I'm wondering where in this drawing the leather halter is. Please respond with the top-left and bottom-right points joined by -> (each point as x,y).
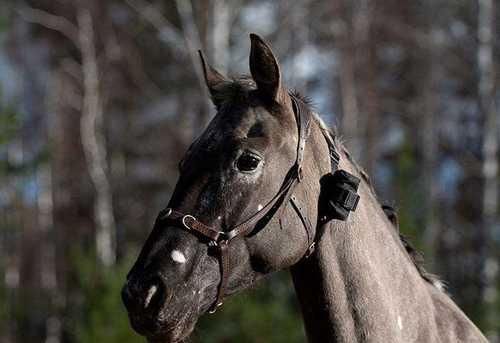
158,94 -> 354,313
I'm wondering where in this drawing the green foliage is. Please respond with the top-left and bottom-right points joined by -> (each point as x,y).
0,104 -> 19,146
0,2 -> 10,33
72,254 -> 141,343
195,272 -> 304,343
0,93 -> 21,176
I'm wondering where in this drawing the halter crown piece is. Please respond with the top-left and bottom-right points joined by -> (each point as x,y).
157,94 -> 360,313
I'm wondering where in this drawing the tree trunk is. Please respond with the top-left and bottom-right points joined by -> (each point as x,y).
78,7 -> 117,267
477,0 -> 499,336
208,0 -> 231,75
175,0 -> 212,131
421,31 -> 440,268
331,1 -> 361,160
354,0 -> 378,175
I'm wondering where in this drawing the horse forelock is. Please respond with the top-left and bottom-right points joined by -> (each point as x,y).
210,76 -> 256,110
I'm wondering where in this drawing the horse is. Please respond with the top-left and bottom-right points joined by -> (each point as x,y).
121,33 -> 488,342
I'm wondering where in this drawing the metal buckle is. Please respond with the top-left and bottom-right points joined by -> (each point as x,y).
219,230 -> 231,241
297,166 -> 303,181
160,207 -> 172,220
208,302 -> 223,314
209,239 -> 227,249
305,242 -> 315,258
182,215 -> 196,230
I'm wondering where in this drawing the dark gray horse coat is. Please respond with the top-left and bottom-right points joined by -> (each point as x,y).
122,34 -> 488,343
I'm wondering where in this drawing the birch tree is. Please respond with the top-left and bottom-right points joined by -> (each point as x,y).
20,2 -> 118,268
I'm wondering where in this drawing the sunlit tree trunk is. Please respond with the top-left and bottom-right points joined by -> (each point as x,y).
208,0 -> 231,75
20,1 -> 118,269
78,7 -> 117,267
175,0 -> 212,131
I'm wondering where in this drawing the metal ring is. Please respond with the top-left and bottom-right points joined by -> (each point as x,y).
160,208 -> 172,220
182,215 -> 196,230
208,302 -> 223,314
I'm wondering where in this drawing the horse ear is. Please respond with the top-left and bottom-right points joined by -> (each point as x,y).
249,33 -> 287,104
198,50 -> 227,107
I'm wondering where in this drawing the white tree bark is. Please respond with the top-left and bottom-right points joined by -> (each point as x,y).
209,0 -> 231,75
175,0 -> 213,128
78,9 -> 116,267
125,0 -> 185,54
174,0 -> 206,88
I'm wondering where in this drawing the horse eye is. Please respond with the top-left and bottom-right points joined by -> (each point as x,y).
236,154 -> 261,172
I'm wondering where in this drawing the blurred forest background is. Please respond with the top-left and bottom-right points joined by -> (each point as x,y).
0,0 -> 499,342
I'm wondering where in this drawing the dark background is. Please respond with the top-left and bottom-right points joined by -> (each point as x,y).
0,0 -> 499,342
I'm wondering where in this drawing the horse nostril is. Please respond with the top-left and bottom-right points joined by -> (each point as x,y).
144,284 -> 158,308
122,277 -> 166,314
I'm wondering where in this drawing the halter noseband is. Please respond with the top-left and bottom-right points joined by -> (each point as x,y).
158,94 -> 360,313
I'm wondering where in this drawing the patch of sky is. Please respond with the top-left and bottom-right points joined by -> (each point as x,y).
380,118 -> 404,153
450,20 -> 468,38
289,45 -> 335,80
285,45 -> 338,120
229,2 -> 277,73
310,87 -> 336,123
240,2 -> 277,36
438,157 -> 462,202
374,161 -> 393,195
0,40 -> 22,104
22,175 -> 39,205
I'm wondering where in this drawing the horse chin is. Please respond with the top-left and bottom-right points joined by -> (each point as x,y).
145,321 -> 196,343
130,306 -> 199,343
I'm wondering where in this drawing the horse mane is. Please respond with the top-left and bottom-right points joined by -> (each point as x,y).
291,90 -> 444,291
215,81 -> 443,291
381,205 -> 445,291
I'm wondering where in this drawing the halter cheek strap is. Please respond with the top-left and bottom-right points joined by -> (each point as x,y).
159,94 -> 360,313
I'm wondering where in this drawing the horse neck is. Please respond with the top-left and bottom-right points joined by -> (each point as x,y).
290,128 -> 435,342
